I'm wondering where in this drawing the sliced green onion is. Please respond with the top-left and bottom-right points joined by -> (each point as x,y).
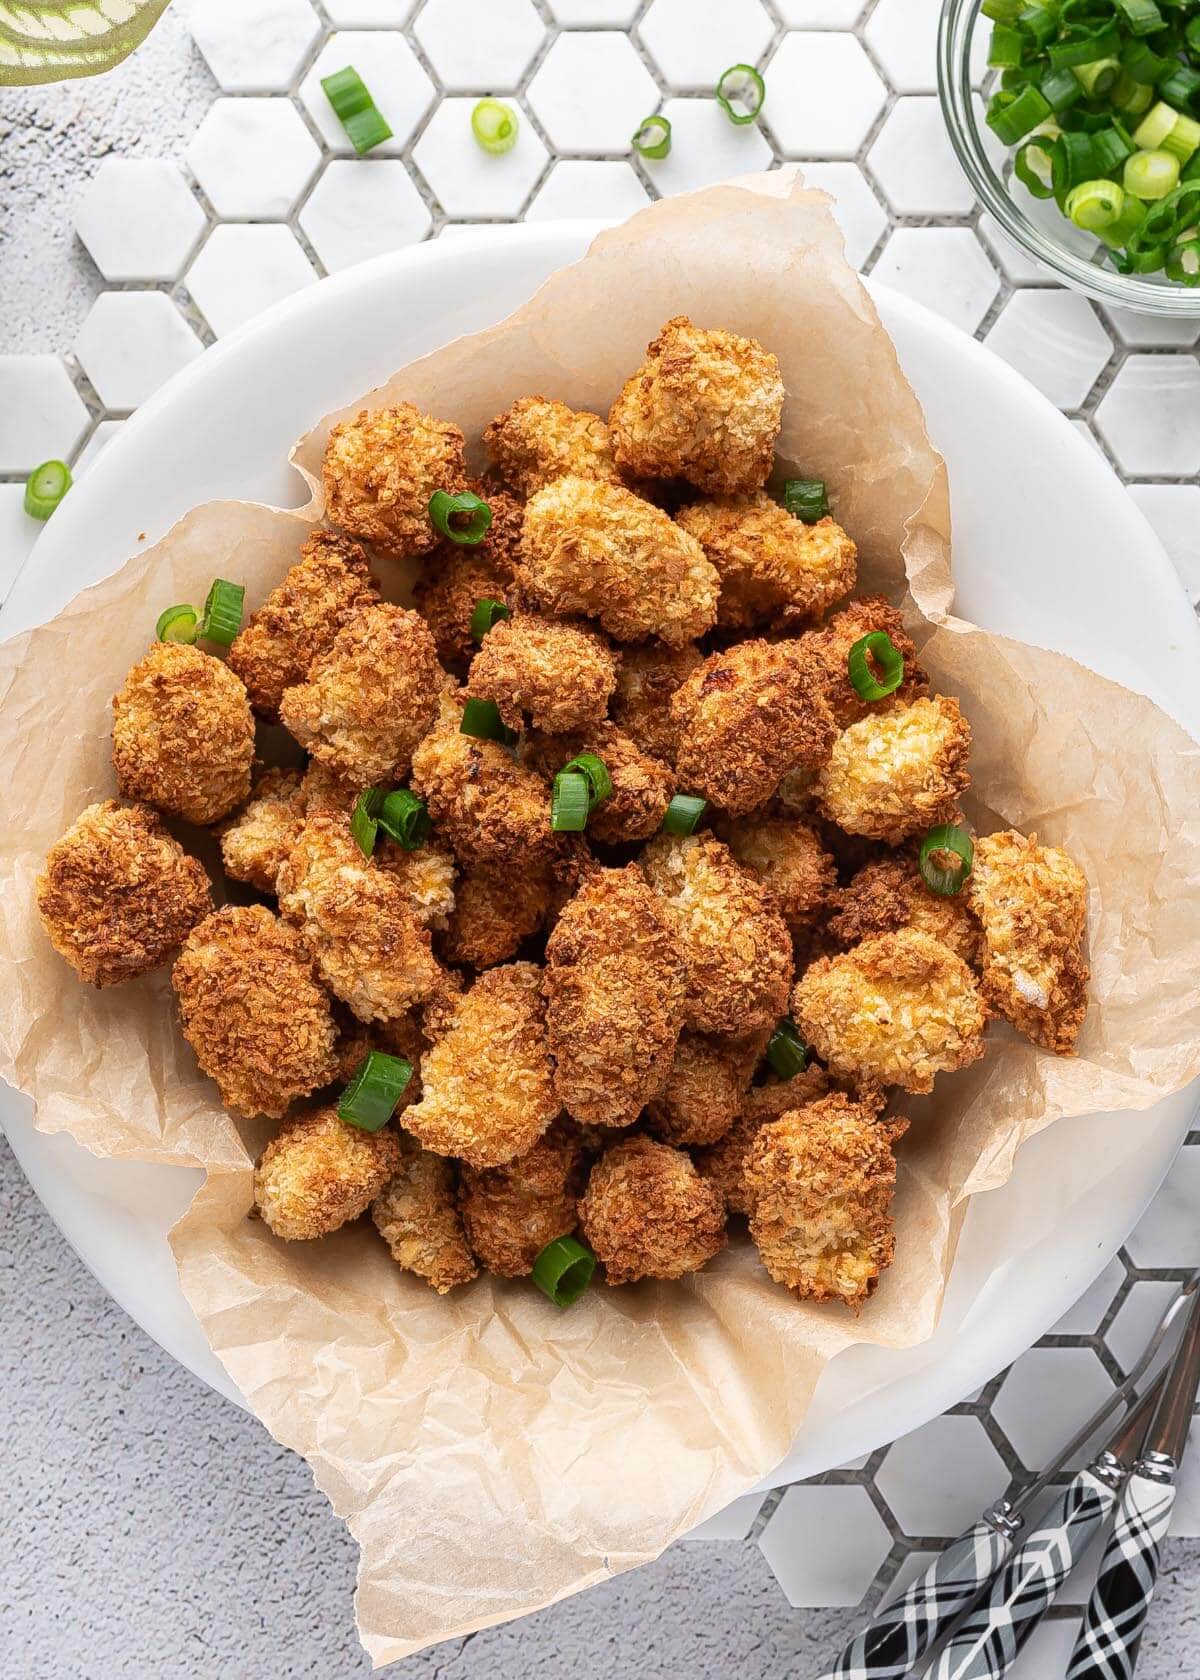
1041,64 -> 1085,110
1066,176 -> 1126,229
1125,146 -> 1181,197
631,114 -> 672,158
1089,122 -> 1135,175
1162,112 -> 1200,163
1115,0 -> 1164,36
532,1235 -> 596,1307
1072,56 -> 1121,98
1158,66 -> 1200,111
429,488 -> 492,546
337,1049 -> 412,1132
989,22 -> 1027,67
459,697 -> 518,745
1113,74 -> 1154,117
321,65 -> 393,155
155,604 -> 199,644
983,0 -> 1024,19
471,98 -> 519,155
1120,38 -> 1168,85
1187,16 -> 1200,57
663,793 -> 707,835
376,788 -> 430,850
350,788 -> 384,857
716,63 -> 766,125
1165,235 -> 1200,281
1048,26 -> 1121,72
551,771 -> 590,832
199,578 -> 245,647
783,477 -> 829,523
1016,135 -> 1058,196
847,631 -> 904,702
1097,191 -> 1147,245
1020,4 -> 1060,49
23,458 -> 71,520
1133,101 -> 1180,151
1001,65 -> 1031,92
767,1019 -> 811,1081
469,596 -> 511,641
1052,130 -> 1098,203
918,824 -> 975,898
562,752 -> 613,810
988,81 -> 1054,141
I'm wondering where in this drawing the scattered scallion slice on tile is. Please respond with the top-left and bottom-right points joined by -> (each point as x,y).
155,605 -> 199,644
631,114 -> 672,158
429,488 -> 493,546
471,98 -> 519,155
767,1019 -> 810,1080
338,1050 -> 412,1132
662,794 -> 707,835
459,697 -> 518,745
23,458 -> 71,520
321,65 -> 393,155
469,597 -> 511,641
918,824 -> 975,898
715,63 -> 766,125
847,630 -> 904,702
532,1236 -> 596,1307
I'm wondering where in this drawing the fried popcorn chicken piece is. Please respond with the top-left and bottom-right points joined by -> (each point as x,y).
523,720 -> 674,844
466,613 -> 617,733
717,814 -> 837,938
218,768 -> 306,894
371,1138 -> 478,1292
277,815 -> 446,1023
610,642 -> 703,767
173,905 -> 339,1118
578,1136 -> 727,1284
280,603 -> 442,787
676,495 -> 857,632
112,641 -> 255,826
519,475 -> 719,647
641,833 -> 793,1037
671,638 -> 837,816
817,696 -> 972,844
608,316 -> 783,496
412,489 -> 523,670
374,840 -> 457,931
459,1121 -> 584,1277
37,799 -> 212,987
439,844 -> 584,969
405,962 -> 558,1168
693,1065 -> 833,1217
322,402 -> 468,558
743,1094 -> 908,1308
793,927 -> 986,1094
254,1106 -> 402,1241
830,851 -> 981,968
793,595 -> 929,730
300,758 -> 358,817
227,530 -> 379,719
968,829 -> 1089,1054
544,864 -> 686,1128
645,1029 -> 766,1148
483,396 -> 624,497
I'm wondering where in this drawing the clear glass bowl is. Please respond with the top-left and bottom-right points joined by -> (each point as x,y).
938,0 -> 1200,316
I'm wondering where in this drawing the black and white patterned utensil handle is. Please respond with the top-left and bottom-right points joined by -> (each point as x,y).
814,1517 -> 1016,1680
924,1465 -> 1121,1680
1066,1465 -> 1177,1680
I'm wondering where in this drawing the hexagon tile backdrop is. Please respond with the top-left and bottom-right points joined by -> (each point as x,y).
3,0 -> 1200,1662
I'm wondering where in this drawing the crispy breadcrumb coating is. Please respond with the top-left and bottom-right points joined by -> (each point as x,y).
968,829 -> 1089,1053
693,1066 -> 833,1216
676,495 -> 856,632
519,475 -> 719,647
227,530 -> 379,719
524,720 -> 674,844
793,927 -> 987,1094
405,962 -> 558,1168
218,768 -> 306,894
610,642 -> 703,767
280,603 -> 442,787
743,1094 -> 907,1308
671,639 -> 837,816
483,396 -> 624,496
112,641 -> 254,826
578,1136 -> 727,1284
466,613 -> 617,733
277,815 -> 446,1023
301,759 -> 358,818
173,905 -> 338,1117
641,833 -> 793,1036
609,316 -> 783,496
645,1030 -> 766,1147
371,1138 -> 477,1292
717,815 -> 837,938
793,596 -> 929,729
544,865 -> 686,1128
374,839 -> 457,931
440,845 -> 584,969
817,696 -> 972,844
412,489 -> 524,670
459,1121 -> 584,1277
37,799 -> 212,986
254,1106 -> 402,1241
830,852 -> 981,968
322,402 -> 467,558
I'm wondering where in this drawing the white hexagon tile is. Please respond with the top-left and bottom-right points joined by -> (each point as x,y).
6,1 -> 1200,1642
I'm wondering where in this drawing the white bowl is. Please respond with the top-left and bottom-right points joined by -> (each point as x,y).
3,223 -> 1199,1485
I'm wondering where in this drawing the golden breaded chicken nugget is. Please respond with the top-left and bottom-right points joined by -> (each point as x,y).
112,641 -> 255,825
412,489 -> 523,670
466,613 -> 617,734
544,865 -> 686,1128
374,839 -> 457,931
642,833 -> 793,1036
717,814 -> 837,938
645,1029 -> 766,1147
322,402 -> 467,557
280,602 -> 442,787
693,1066 -> 833,1216
743,1094 -> 908,1308
440,843 -> 586,969
968,829 -> 1089,1054
483,396 -> 624,497
676,495 -> 857,632
817,696 -> 972,844
523,720 -> 674,844
218,768 -> 306,894
671,639 -> 838,816
173,905 -> 339,1117
793,927 -> 986,1094
227,530 -> 379,719
578,1136 -> 727,1284
610,641 -> 703,768
460,1121 -> 584,1277
37,799 -> 212,986
609,316 -> 783,496
793,595 -> 929,729
277,815 -> 446,1023
254,1106 -> 402,1241
830,851 -> 981,968
520,475 -> 719,647
371,1138 -> 478,1292
301,758 -> 358,817
405,962 -> 558,1167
